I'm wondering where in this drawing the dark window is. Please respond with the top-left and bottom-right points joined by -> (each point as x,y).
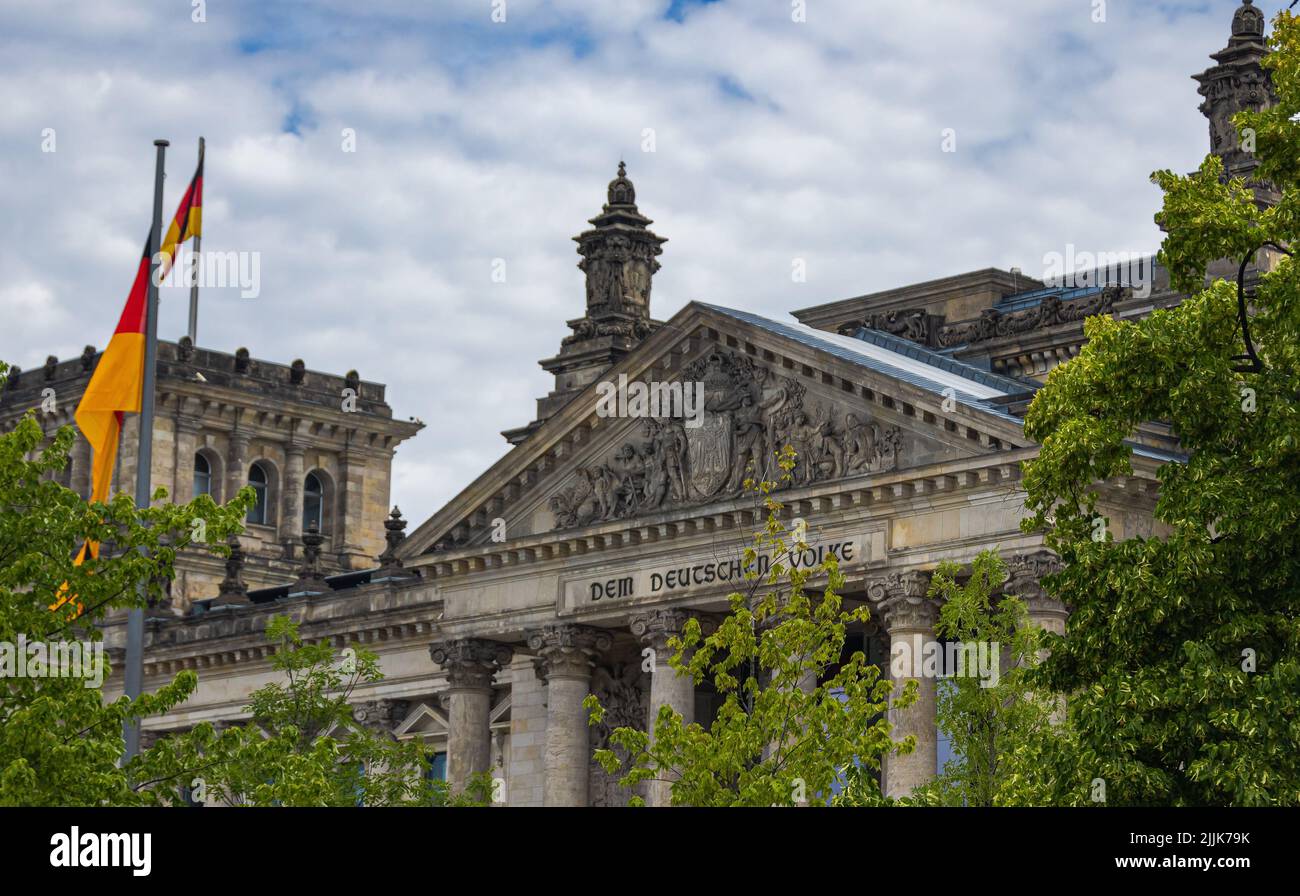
303,472 -> 323,531
247,462 -> 269,525
427,752 -> 447,783
193,453 -> 211,497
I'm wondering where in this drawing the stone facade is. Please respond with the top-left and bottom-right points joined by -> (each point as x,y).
0,338 -> 421,610
79,2 -> 1268,807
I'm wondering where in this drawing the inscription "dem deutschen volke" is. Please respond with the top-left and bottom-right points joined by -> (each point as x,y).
585,540 -> 860,603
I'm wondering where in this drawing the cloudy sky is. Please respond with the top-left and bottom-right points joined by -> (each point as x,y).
0,0 -> 1247,525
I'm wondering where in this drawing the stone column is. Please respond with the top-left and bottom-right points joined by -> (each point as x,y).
629,608 -> 696,808
282,441 -> 305,553
871,570 -> 939,799
1006,551 -> 1069,721
527,624 -> 611,807
429,639 -> 513,794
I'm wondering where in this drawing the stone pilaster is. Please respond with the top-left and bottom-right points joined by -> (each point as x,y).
870,570 -> 938,799
629,608 -> 696,808
337,445 -> 367,567
527,624 -> 612,807
429,639 -> 513,794
69,433 -> 91,501
173,415 -> 201,504
282,441 -> 305,553
226,431 -> 249,507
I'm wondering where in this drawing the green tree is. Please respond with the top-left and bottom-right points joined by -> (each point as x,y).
0,396 -> 248,806
906,551 -> 1060,807
586,448 -> 912,807
134,615 -> 492,807
1019,8 -> 1300,807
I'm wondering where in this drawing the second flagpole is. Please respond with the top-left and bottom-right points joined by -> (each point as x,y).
187,136 -> 203,344
123,137 -> 168,762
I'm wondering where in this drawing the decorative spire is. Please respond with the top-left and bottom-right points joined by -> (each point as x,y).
288,520 -> 329,597
210,535 -> 251,608
1194,0 -> 1277,204
504,162 -> 670,444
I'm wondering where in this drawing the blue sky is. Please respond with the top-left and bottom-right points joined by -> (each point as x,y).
0,0 -> 1255,525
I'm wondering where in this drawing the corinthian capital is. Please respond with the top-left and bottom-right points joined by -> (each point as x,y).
1005,550 -> 1068,621
867,570 -> 937,634
527,624 -> 612,680
429,638 -> 514,690
629,608 -> 694,652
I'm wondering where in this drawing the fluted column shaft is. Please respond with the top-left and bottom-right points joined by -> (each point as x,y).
630,609 -> 696,807
873,571 -> 939,799
429,639 -> 512,794
528,625 -> 611,807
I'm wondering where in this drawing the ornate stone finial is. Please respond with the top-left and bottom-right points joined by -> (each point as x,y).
1233,1 -> 1264,41
177,335 -> 194,363
429,638 -> 514,690
527,624 -> 612,679
288,520 -> 329,596
43,356 -> 58,380
234,347 -> 250,374
290,358 -> 306,385
210,535 -> 251,607
607,160 -> 635,207
374,506 -> 413,582
344,370 -> 360,391
80,345 -> 95,371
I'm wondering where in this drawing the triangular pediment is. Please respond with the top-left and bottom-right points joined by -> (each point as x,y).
401,302 -> 1035,557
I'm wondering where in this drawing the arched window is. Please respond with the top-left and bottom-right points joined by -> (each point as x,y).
194,453 -> 212,497
247,462 -> 270,525
303,472 -> 324,531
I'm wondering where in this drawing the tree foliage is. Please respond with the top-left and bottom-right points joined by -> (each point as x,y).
0,397 -> 248,806
1019,9 -> 1300,806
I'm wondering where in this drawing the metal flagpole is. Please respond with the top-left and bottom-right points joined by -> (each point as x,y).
187,136 -> 203,345
124,138 -> 168,762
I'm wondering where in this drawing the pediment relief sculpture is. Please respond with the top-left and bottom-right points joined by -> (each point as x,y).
548,348 -> 903,531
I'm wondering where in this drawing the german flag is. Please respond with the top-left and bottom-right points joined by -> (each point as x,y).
69,151 -> 204,574
158,149 -> 203,279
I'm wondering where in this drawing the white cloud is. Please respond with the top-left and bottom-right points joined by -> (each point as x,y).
0,0 -> 1241,529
